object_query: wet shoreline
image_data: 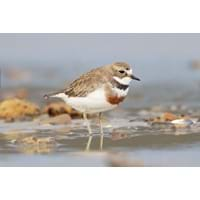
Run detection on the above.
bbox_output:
[0,65,200,166]
[0,92,200,166]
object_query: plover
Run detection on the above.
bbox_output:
[44,62,140,150]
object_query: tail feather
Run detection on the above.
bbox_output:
[43,90,65,100]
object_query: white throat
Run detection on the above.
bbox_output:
[113,76,132,85]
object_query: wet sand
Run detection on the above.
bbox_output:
[0,91,200,166]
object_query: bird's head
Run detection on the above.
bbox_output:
[111,62,140,85]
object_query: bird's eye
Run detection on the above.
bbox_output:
[119,70,125,74]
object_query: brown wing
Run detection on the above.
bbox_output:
[64,67,110,97]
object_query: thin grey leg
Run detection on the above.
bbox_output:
[83,113,93,151]
[99,113,104,151]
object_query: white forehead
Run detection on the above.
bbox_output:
[127,69,133,75]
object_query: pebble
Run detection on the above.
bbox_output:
[171,119,194,128]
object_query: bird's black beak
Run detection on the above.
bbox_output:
[130,74,141,81]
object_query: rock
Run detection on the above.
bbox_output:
[161,112,178,121]
[171,119,194,128]
[43,102,81,118]
[149,111,196,129]
[149,112,189,123]
[40,114,71,125]
[0,98,40,121]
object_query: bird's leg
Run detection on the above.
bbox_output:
[99,112,104,151]
[83,112,93,151]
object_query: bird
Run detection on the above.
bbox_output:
[44,62,140,151]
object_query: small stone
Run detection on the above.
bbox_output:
[149,112,191,123]
[162,112,178,121]
[171,119,194,128]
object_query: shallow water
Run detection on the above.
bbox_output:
[0,102,200,166]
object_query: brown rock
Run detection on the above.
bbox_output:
[43,102,81,118]
[162,112,178,121]
[0,98,40,121]
[149,112,181,123]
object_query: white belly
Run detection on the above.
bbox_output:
[57,87,117,114]
[67,97,117,114]
[53,86,128,114]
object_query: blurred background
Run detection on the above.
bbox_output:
[0,33,200,108]
[0,34,200,166]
